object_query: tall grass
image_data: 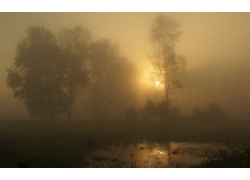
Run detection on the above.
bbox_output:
[192,143,250,168]
[192,127,250,168]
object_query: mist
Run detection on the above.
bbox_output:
[1,12,250,168]
[1,13,250,120]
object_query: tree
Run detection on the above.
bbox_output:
[141,98,157,120]
[58,26,91,61]
[156,100,170,120]
[208,102,226,119]
[57,26,91,121]
[7,26,68,121]
[191,103,226,122]
[149,13,187,104]
[7,26,90,122]
[88,39,120,120]
[88,39,138,120]
[105,60,139,117]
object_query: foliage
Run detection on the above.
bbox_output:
[193,143,250,168]
[88,39,138,119]
[88,39,120,119]
[106,60,139,117]
[141,99,157,120]
[157,100,171,121]
[208,102,225,118]
[57,25,91,60]
[6,26,90,121]
[191,102,226,122]
[57,26,91,121]
[139,98,179,121]
[149,13,187,103]
[7,26,68,121]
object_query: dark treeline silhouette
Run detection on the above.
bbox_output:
[6,14,234,126]
[6,26,138,122]
[126,99,229,125]
[191,102,227,122]
[7,26,90,122]
[135,99,177,122]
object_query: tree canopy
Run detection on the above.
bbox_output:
[57,26,91,121]
[149,14,187,104]
[7,26,90,121]
[87,39,138,120]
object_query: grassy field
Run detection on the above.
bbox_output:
[0,118,249,168]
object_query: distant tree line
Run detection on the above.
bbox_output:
[126,100,227,123]
[191,102,226,121]
[126,98,179,122]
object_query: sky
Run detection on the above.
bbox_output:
[1,12,250,120]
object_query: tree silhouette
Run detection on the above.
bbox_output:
[58,26,90,121]
[141,98,157,121]
[58,26,91,59]
[191,107,206,120]
[7,26,68,121]
[88,39,138,119]
[191,102,226,122]
[7,26,90,122]
[88,39,120,120]
[208,102,226,119]
[105,60,139,118]
[149,14,187,104]
[156,100,170,121]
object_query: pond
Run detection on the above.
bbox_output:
[82,140,219,168]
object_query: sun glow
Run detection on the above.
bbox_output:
[155,80,160,86]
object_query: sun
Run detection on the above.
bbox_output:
[155,80,160,86]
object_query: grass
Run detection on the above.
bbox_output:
[191,127,250,168]
[191,143,250,168]
[0,118,250,167]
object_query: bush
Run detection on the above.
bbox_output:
[193,143,250,168]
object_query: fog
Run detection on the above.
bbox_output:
[1,12,250,120]
[2,12,250,168]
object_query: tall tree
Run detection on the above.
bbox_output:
[7,26,90,122]
[88,39,120,119]
[57,26,91,121]
[6,26,68,121]
[58,26,91,60]
[149,13,187,104]
[105,60,139,117]
[88,39,138,120]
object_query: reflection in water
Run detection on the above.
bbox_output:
[82,141,214,168]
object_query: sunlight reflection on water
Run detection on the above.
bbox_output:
[83,141,214,168]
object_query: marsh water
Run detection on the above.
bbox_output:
[82,140,219,168]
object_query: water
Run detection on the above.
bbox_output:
[82,140,217,168]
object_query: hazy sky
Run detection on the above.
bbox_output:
[1,12,250,119]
